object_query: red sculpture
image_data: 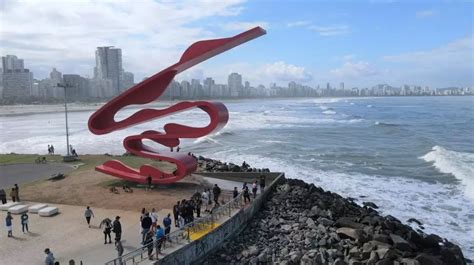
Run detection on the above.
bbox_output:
[88,27,266,184]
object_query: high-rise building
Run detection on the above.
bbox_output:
[94,46,123,96]
[2,55,24,72]
[339,82,344,91]
[122,72,134,91]
[63,74,90,100]
[228,73,242,97]
[1,55,33,99]
[203,77,215,98]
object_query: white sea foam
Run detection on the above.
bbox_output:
[421,146,474,199]
[323,110,336,115]
[367,104,373,108]
[319,106,329,110]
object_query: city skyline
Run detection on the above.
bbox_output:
[0,52,471,104]
[0,1,472,89]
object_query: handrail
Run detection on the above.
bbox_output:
[104,192,246,265]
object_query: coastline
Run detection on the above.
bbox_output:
[0,153,470,262]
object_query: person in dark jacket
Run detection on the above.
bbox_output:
[141,213,152,244]
[163,213,172,237]
[144,230,154,260]
[243,182,251,203]
[212,184,221,206]
[173,201,180,227]
[113,216,122,241]
[233,187,239,198]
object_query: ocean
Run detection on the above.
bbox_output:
[0,96,473,257]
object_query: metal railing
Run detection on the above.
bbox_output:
[104,192,246,265]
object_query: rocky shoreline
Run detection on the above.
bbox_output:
[203,178,469,265]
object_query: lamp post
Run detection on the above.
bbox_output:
[57,83,72,159]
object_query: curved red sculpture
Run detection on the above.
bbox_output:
[88,27,266,184]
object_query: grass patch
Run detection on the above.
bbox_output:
[0,153,63,165]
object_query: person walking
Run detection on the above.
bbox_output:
[5,212,13,237]
[173,201,180,227]
[252,181,258,198]
[259,175,266,192]
[150,208,158,232]
[50,145,55,154]
[212,184,221,206]
[9,187,17,202]
[163,213,172,237]
[48,145,51,155]
[21,212,29,233]
[113,216,122,241]
[14,184,20,202]
[102,219,112,244]
[84,206,94,228]
[155,225,165,260]
[44,248,55,265]
[141,213,152,244]
[144,230,154,260]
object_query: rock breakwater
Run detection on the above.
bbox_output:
[204,179,467,265]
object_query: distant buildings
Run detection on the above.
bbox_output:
[0,52,472,104]
[1,55,33,99]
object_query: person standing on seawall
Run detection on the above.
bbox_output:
[252,181,258,198]
[260,175,266,193]
[212,184,221,206]
[21,212,29,233]
[6,212,13,237]
[84,206,94,228]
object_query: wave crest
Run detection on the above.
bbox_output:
[421,146,474,199]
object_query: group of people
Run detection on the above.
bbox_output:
[6,183,20,202]
[47,145,55,155]
[5,210,29,237]
[139,208,171,261]
[234,175,266,203]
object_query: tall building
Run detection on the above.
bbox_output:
[1,55,33,99]
[63,74,90,100]
[2,55,24,71]
[203,77,215,98]
[94,46,123,96]
[228,72,242,97]
[122,71,134,90]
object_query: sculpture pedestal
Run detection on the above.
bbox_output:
[62,155,77,162]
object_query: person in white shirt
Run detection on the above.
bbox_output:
[150,208,158,232]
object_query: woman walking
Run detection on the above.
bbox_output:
[84,206,94,228]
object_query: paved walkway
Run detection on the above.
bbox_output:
[0,201,171,265]
[0,163,75,187]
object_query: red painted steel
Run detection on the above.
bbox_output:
[88,27,266,184]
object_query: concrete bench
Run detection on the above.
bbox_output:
[9,204,29,214]
[29,204,48,213]
[39,206,59,217]
[0,202,22,211]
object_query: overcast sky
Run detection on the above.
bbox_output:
[1,0,472,88]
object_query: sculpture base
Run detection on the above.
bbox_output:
[62,155,77,162]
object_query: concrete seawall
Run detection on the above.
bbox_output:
[154,172,285,265]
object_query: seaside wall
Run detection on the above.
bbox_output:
[154,172,285,265]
